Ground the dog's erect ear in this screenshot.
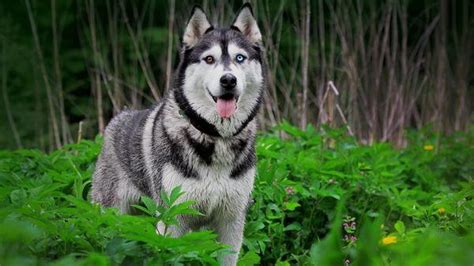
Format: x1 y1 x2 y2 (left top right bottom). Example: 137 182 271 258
231 3 262 44
183 6 213 48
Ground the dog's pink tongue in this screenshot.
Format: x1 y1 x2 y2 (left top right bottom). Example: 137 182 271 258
216 98 236 118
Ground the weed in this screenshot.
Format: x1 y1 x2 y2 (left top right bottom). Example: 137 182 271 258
1 125 473 265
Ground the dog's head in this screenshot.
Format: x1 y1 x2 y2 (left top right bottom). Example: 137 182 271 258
173 4 264 138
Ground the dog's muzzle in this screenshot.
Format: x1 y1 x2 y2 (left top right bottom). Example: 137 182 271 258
220 73 237 92
206 74 240 119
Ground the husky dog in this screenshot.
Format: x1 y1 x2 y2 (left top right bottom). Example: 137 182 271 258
91 4 264 265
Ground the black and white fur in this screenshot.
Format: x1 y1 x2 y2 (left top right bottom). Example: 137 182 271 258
91 4 264 265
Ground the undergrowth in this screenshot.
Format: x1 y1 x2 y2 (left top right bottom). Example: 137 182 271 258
0 124 473 265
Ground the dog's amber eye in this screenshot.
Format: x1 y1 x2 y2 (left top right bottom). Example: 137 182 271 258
204 55 215 64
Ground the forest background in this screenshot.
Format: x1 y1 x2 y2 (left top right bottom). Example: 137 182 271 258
0 0 472 150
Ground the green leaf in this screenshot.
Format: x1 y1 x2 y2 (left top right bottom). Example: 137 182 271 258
310 200 345 265
131 205 152 216
275 260 291 266
284 222 302 231
140 196 158 216
394 220 406 234
160 190 171 207
9 189 27 204
238 251 260 266
283 201 300 211
169 186 184 205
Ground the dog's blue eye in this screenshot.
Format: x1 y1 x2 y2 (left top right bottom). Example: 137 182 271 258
235 54 246 63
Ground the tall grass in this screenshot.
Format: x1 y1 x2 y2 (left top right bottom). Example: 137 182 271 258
1 0 473 149
75 0 474 146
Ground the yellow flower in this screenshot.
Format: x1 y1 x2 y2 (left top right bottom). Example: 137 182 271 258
423 145 434 151
438 207 446 215
382 236 398 245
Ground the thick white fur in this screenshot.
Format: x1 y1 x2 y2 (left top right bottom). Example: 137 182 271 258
183 43 263 137
153 83 258 265
142 104 163 202
116 177 142 213
161 163 255 265
94 8 262 265
141 7 262 266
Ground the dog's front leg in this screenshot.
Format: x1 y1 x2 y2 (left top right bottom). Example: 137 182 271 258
214 215 245 266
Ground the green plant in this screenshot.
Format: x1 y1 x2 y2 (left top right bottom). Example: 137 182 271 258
0 125 473 265
132 187 203 236
0 139 224 265
242 123 474 265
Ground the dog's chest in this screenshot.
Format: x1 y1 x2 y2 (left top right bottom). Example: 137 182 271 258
161 163 254 218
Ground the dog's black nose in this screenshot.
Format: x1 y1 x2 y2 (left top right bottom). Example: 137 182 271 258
220 74 237 91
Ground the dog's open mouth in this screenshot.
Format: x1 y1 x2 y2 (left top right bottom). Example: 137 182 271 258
209 92 239 119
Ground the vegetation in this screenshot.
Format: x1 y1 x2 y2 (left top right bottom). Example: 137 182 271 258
1 125 473 265
1 0 473 265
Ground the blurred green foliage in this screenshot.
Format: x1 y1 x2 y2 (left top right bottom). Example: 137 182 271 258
0 124 473 265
